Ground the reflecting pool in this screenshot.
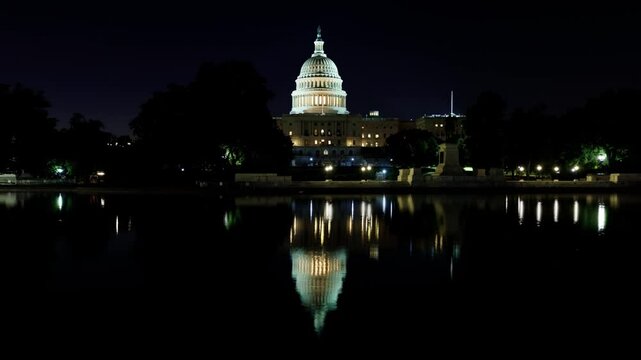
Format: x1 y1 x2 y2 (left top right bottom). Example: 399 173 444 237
1 191 638 354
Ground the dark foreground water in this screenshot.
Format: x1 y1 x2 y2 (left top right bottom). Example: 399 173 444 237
1 191 638 355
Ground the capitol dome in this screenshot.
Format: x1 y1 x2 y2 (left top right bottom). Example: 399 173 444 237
290 26 349 115
298 56 341 79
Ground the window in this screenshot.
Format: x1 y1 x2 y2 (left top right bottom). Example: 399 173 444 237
288 131 293 136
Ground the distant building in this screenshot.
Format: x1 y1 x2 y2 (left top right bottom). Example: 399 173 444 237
276 27 464 167
415 113 465 142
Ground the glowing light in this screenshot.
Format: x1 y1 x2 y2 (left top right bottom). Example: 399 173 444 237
573 201 579 224
571 165 580 173
324 201 333 221
56 193 63 211
536 201 542 226
505 196 508 213
100 198 105 208
517 196 524 225
96 171 105 176
554 199 559 223
115 216 119 235
553 166 560 173
597 153 607 162
597 203 606 233
463 166 474 172
536 165 543 172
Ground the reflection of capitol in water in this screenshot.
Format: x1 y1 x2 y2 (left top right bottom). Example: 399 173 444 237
288 197 392 334
291 248 346 334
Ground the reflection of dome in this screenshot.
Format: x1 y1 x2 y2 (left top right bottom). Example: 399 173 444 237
290 26 348 115
291 248 347 333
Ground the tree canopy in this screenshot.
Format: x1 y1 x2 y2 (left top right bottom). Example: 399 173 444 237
462 91 507 169
386 129 439 168
0 83 57 175
130 61 292 181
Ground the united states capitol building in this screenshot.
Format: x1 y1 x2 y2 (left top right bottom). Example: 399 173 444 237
276 27 463 167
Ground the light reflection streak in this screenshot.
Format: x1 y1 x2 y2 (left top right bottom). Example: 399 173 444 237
517 196 524 225
597 203 606 233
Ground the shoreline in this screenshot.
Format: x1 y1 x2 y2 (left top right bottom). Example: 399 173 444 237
2 179 640 195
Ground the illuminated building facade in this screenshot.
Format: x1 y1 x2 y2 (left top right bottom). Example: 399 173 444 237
276 27 408 167
414 113 465 142
276 27 465 167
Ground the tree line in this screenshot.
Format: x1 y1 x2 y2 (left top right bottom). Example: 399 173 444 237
2 60 640 185
0 61 292 185
387 89 641 176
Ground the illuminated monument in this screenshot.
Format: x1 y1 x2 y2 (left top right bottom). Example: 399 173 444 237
276 27 464 167
276 27 404 167
290 26 348 115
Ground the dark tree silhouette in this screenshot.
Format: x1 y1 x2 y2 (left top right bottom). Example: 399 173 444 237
0 83 57 176
503 105 556 175
560 88 641 172
386 129 439 168
462 92 507 170
57 113 111 180
131 61 292 182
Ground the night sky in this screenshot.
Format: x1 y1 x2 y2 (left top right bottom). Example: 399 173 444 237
2 2 640 135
